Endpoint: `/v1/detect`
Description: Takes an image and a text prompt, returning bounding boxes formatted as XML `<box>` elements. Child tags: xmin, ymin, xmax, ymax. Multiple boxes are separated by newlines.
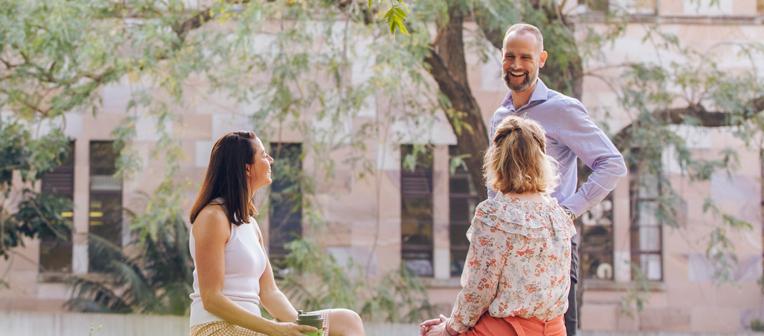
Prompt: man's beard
<box><xmin>503</xmin><ymin>70</ymin><xmax>534</xmax><ymax>92</ymax></box>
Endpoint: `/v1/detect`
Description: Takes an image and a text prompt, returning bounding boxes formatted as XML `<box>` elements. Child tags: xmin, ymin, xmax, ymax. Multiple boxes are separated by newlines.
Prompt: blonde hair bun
<box><xmin>484</xmin><ymin>116</ymin><xmax>558</xmax><ymax>194</ymax></box>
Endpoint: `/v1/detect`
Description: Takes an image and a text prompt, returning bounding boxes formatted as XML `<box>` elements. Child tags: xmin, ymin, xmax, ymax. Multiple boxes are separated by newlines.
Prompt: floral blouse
<box><xmin>448</xmin><ymin>193</ymin><xmax>576</xmax><ymax>333</ymax></box>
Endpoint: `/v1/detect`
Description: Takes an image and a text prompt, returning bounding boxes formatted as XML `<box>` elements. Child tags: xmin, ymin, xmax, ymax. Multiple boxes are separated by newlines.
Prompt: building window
<box><xmin>580</xmin><ymin>193</ymin><xmax>615</xmax><ymax>280</ymax></box>
<box><xmin>400</xmin><ymin>145</ymin><xmax>434</xmax><ymax>277</ymax></box>
<box><xmin>578</xmin><ymin>0</ymin><xmax>656</xmax><ymax>14</ymax></box>
<box><xmin>576</xmin><ymin>163</ymin><xmax>616</xmax><ymax>281</ymax></box>
<box><xmin>682</xmin><ymin>0</ymin><xmax>733</xmax><ymax>15</ymax></box>
<box><xmin>630</xmin><ymin>162</ymin><xmax>663</xmax><ymax>281</ymax></box>
<box><xmin>88</xmin><ymin>141</ymin><xmax>123</xmax><ymax>273</ymax></box>
<box><xmin>448</xmin><ymin>146</ymin><xmax>478</xmax><ymax>277</ymax></box>
<box><xmin>39</xmin><ymin>141</ymin><xmax>75</xmax><ymax>274</ymax></box>
<box><xmin>619</xmin><ymin>0</ymin><xmax>656</xmax><ymax>14</ymax></box>
<box><xmin>578</xmin><ymin>0</ymin><xmax>609</xmax><ymax>12</ymax></box>
<box><xmin>268</xmin><ymin>143</ymin><xmax>303</xmax><ymax>262</ymax></box>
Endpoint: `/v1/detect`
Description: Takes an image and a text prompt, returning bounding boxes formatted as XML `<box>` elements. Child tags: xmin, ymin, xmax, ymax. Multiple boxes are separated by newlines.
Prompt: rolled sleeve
<box><xmin>556</xmin><ymin>100</ymin><xmax>627</xmax><ymax>216</ymax></box>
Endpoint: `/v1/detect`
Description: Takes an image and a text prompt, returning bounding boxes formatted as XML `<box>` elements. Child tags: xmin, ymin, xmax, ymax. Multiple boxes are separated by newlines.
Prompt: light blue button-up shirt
<box><xmin>488</xmin><ymin>79</ymin><xmax>627</xmax><ymax>217</ymax></box>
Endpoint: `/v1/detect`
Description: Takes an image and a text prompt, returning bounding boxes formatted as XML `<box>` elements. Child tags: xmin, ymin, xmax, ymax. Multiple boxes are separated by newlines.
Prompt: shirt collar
<box><xmin>502</xmin><ymin>79</ymin><xmax>550</xmax><ymax>110</ymax></box>
<box><xmin>529</xmin><ymin>79</ymin><xmax>549</xmax><ymax>103</ymax></box>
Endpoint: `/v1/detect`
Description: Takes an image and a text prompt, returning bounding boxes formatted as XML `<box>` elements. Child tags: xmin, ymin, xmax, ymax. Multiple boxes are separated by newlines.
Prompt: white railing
<box><xmin>1</xmin><ymin>311</ymin><xmax>757</xmax><ymax>336</ymax></box>
<box><xmin>0</xmin><ymin>311</ymin><xmax>419</xmax><ymax>336</ymax></box>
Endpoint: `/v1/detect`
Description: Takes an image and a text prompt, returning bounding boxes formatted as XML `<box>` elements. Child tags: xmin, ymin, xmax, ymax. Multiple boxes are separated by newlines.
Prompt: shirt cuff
<box><xmin>561</xmin><ymin>206</ymin><xmax>576</xmax><ymax>221</ymax></box>
<box><xmin>447</xmin><ymin>317</ymin><xmax>469</xmax><ymax>334</ymax></box>
<box><xmin>561</xmin><ymin>192</ymin><xmax>588</xmax><ymax>217</ymax></box>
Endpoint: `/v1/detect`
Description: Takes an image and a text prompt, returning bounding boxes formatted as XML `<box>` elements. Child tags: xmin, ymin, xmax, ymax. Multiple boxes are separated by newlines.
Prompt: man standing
<box><xmin>489</xmin><ymin>23</ymin><xmax>627</xmax><ymax>336</ymax></box>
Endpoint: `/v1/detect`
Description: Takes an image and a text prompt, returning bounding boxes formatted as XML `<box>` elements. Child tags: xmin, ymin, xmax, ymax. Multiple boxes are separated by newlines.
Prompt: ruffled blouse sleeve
<box><xmin>448</xmin><ymin>200</ymin><xmax>507</xmax><ymax>333</ymax></box>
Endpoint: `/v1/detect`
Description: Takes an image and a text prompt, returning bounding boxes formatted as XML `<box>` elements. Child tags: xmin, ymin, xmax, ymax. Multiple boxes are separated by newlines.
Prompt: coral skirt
<box><xmin>461</xmin><ymin>314</ymin><xmax>565</xmax><ymax>336</ymax></box>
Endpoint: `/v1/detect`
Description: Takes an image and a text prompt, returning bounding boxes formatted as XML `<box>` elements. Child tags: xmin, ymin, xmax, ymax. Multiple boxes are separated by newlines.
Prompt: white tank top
<box><xmin>189</xmin><ymin>199</ymin><xmax>268</xmax><ymax>327</ymax></box>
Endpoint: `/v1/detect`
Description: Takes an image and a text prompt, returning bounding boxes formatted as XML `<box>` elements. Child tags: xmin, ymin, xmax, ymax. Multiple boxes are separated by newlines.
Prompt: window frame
<box><xmin>87</xmin><ymin>140</ymin><xmax>124</xmax><ymax>274</ymax></box>
<box><xmin>629</xmin><ymin>158</ymin><xmax>664</xmax><ymax>282</ymax></box>
<box><xmin>447</xmin><ymin>145</ymin><xmax>478</xmax><ymax>277</ymax></box>
<box><xmin>38</xmin><ymin>141</ymin><xmax>76</xmax><ymax>278</ymax></box>
<box><xmin>580</xmin><ymin>193</ymin><xmax>616</xmax><ymax>282</ymax></box>
<box><xmin>400</xmin><ymin>144</ymin><xmax>435</xmax><ymax>277</ymax></box>
<box><xmin>267</xmin><ymin>142</ymin><xmax>304</xmax><ymax>264</ymax></box>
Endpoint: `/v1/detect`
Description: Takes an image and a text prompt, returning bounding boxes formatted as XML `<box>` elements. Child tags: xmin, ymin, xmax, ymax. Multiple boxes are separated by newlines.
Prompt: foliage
<box><xmin>380</xmin><ymin>0</ymin><xmax>410</xmax><ymax>35</ymax></box>
<box><xmin>276</xmin><ymin>239</ymin><xmax>429</xmax><ymax>322</ymax></box>
<box><xmin>0</xmin><ymin>0</ymin><xmax>125</xmax><ymax>119</ymax></box>
<box><xmin>619</xmin><ymin>263</ymin><xmax>650</xmax><ymax>318</ymax></box>
<box><xmin>267</xmin><ymin>134</ymin><xmax>433</xmax><ymax>322</ymax></box>
<box><xmin>1</xmin><ymin>0</ymin><xmax>438</xmax><ymax>319</ymax></box>
<box><xmin>65</xmin><ymin>213</ymin><xmax>193</xmax><ymax>315</ymax></box>
<box><xmin>750</xmin><ymin>318</ymin><xmax>764</xmax><ymax>332</ymax></box>
<box><xmin>0</xmin><ymin>118</ymin><xmax>71</xmax><ymax>259</ymax></box>
<box><xmin>608</xmin><ymin>26</ymin><xmax>764</xmax><ymax>283</ymax></box>
<box><xmin>360</xmin><ymin>265</ymin><xmax>434</xmax><ymax>322</ymax></box>
<box><xmin>1</xmin><ymin>0</ymin><xmax>763</xmax><ymax>321</ymax></box>
<box><xmin>6</xmin><ymin>190</ymin><xmax>72</xmax><ymax>253</ymax></box>
<box><xmin>278</xmin><ymin>238</ymin><xmax>433</xmax><ymax>323</ymax></box>
<box><xmin>279</xmin><ymin>239</ymin><xmax>359</xmax><ymax>310</ymax></box>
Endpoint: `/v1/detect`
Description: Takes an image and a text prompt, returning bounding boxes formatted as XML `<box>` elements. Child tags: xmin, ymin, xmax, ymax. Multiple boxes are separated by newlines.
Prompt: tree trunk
<box><xmin>425</xmin><ymin>5</ymin><xmax>490</xmax><ymax>200</ymax></box>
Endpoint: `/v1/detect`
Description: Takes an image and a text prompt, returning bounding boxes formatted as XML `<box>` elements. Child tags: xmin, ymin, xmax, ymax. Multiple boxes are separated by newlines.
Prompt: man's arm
<box><xmin>557</xmin><ymin>100</ymin><xmax>627</xmax><ymax>217</ymax></box>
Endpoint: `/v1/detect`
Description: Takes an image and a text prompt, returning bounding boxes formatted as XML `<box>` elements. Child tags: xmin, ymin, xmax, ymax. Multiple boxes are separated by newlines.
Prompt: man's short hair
<box><xmin>502</xmin><ymin>23</ymin><xmax>544</xmax><ymax>52</ymax></box>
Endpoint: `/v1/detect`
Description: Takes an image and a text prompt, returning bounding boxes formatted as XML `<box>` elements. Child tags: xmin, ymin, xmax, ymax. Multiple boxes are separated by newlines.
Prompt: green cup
<box><xmin>296</xmin><ymin>311</ymin><xmax>324</xmax><ymax>336</ymax></box>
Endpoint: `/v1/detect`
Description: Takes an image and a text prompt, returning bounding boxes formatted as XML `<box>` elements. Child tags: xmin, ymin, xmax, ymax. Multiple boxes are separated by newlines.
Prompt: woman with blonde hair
<box><xmin>188</xmin><ymin>131</ymin><xmax>365</xmax><ymax>336</ymax></box>
<box><xmin>420</xmin><ymin>116</ymin><xmax>575</xmax><ymax>336</ymax></box>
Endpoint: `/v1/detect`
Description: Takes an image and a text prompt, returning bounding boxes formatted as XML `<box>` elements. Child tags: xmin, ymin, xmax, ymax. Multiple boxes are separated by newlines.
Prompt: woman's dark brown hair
<box><xmin>189</xmin><ymin>131</ymin><xmax>258</xmax><ymax>226</ymax></box>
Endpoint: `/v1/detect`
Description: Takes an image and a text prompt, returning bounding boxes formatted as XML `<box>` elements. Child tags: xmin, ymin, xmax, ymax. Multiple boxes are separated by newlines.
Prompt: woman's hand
<box><xmin>424</xmin><ymin>321</ymin><xmax>448</xmax><ymax>336</ymax></box>
<box><xmin>266</xmin><ymin>321</ymin><xmax>317</xmax><ymax>336</ymax></box>
<box><xmin>419</xmin><ymin>318</ymin><xmax>440</xmax><ymax>335</ymax></box>
<box><xmin>419</xmin><ymin>314</ymin><xmax>448</xmax><ymax>336</ymax></box>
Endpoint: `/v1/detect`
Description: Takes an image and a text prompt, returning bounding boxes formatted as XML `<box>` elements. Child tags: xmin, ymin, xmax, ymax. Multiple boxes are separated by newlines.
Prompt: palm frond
<box><xmin>65</xmin><ymin>215</ymin><xmax>193</xmax><ymax>315</ymax></box>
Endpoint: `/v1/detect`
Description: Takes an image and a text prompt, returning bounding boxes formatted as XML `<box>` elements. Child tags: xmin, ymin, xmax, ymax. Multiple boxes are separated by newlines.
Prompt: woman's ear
<box><xmin>245</xmin><ymin>164</ymin><xmax>252</xmax><ymax>176</ymax></box>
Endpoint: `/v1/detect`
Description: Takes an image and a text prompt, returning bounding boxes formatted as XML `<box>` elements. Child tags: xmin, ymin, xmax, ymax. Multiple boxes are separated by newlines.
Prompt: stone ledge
<box><xmin>421</xmin><ymin>277</ymin><xmax>461</xmax><ymax>288</ymax></box>
<box><xmin>583</xmin><ymin>280</ymin><xmax>666</xmax><ymax>292</ymax></box>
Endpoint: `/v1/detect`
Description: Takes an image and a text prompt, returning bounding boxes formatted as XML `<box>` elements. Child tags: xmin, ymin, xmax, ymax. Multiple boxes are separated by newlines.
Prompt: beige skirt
<box><xmin>190</xmin><ymin>311</ymin><xmax>330</xmax><ymax>336</ymax></box>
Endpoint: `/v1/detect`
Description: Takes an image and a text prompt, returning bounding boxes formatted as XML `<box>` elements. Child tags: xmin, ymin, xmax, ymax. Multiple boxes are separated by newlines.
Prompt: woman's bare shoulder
<box><xmin>192</xmin><ymin>204</ymin><xmax>231</xmax><ymax>239</ymax></box>
<box><xmin>196</xmin><ymin>204</ymin><xmax>228</xmax><ymax>222</ymax></box>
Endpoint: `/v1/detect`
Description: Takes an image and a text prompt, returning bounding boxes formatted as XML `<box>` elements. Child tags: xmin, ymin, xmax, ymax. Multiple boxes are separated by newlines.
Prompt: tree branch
<box><xmin>0</xmin><ymin>57</ymin><xmax>20</xmax><ymax>70</ymax></box>
<box><xmin>614</xmin><ymin>96</ymin><xmax>764</xmax><ymax>147</ymax></box>
<box><xmin>172</xmin><ymin>6</ymin><xmax>216</xmax><ymax>42</ymax></box>
<box><xmin>172</xmin><ymin>0</ymin><xmax>256</xmax><ymax>42</ymax></box>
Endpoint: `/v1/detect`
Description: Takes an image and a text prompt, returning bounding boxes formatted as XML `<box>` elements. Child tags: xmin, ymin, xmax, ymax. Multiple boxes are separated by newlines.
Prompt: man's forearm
<box><xmin>561</xmin><ymin>155</ymin><xmax>626</xmax><ymax>216</ymax></box>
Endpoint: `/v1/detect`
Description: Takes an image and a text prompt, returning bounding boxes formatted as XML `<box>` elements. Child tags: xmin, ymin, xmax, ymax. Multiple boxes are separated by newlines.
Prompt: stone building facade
<box><xmin>1</xmin><ymin>0</ymin><xmax>763</xmax><ymax>332</ymax></box>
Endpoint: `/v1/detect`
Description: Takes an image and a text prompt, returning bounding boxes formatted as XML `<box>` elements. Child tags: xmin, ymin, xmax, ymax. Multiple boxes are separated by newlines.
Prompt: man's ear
<box><xmin>539</xmin><ymin>50</ymin><xmax>548</xmax><ymax>68</ymax></box>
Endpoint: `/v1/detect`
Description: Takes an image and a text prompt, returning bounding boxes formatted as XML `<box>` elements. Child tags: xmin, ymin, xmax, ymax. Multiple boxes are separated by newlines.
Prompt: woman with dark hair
<box><xmin>420</xmin><ymin>116</ymin><xmax>575</xmax><ymax>336</ymax></box>
<box><xmin>188</xmin><ymin>131</ymin><xmax>365</xmax><ymax>336</ymax></box>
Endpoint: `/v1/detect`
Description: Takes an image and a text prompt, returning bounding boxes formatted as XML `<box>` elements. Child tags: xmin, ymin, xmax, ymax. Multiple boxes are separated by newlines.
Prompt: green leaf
<box><xmin>383</xmin><ymin>5</ymin><xmax>409</xmax><ymax>35</ymax></box>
